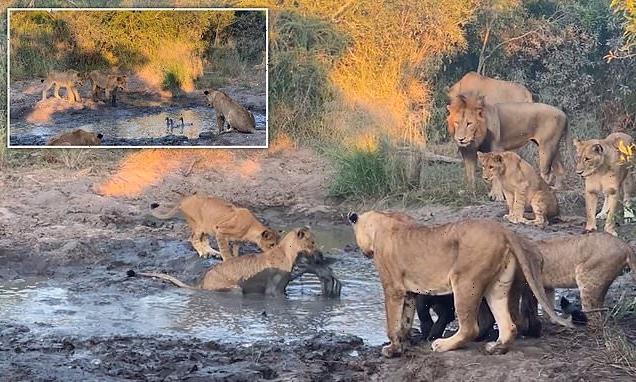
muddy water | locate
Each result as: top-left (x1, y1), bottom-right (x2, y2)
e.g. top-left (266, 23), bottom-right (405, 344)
top-left (10, 105), bottom-right (266, 142)
top-left (0, 224), bottom-right (390, 346)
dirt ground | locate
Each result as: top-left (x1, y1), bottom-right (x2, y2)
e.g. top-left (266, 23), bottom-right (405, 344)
top-left (0, 147), bottom-right (635, 381)
top-left (8, 75), bottom-right (267, 147)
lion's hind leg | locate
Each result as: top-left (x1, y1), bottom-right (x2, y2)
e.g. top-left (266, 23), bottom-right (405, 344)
top-left (483, 257), bottom-right (518, 354)
top-left (431, 276), bottom-right (482, 352)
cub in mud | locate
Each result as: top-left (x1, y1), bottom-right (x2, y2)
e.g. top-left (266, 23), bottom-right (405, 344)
top-left (150, 194), bottom-right (279, 261)
top-left (447, 92), bottom-right (567, 194)
top-left (574, 132), bottom-right (635, 236)
top-left (41, 69), bottom-right (83, 103)
top-left (47, 129), bottom-right (103, 146)
top-left (478, 151), bottom-right (559, 226)
top-left (348, 211), bottom-right (573, 357)
top-left (135, 228), bottom-right (341, 296)
top-left (87, 70), bottom-right (128, 106)
top-left (203, 90), bottom-right (256, 134)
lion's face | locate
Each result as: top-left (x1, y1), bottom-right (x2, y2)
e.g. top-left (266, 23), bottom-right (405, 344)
top-left (447, 93), bottom-right (487, 148)
top-left (574, 139), bottom-right (606, 177)
top-left (203, 90), bottom-right (220, 108)
top-left (288, 227), bottom-right (320, 258)
top-left (348, 211), bottom-right (415, 259)
top-left (115, 75), bottom-right (128, 91)
top-left (477, 152), bottom-right (505, 182)
top-left (258, 228), bottom-right (281, 251)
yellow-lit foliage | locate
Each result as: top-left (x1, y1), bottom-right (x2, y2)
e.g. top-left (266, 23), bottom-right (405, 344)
top-left (238, 0), bottom-right (474, 143)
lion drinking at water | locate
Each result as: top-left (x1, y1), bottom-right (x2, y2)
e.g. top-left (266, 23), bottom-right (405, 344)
top-left (348, 211), bottom-right (573, 357)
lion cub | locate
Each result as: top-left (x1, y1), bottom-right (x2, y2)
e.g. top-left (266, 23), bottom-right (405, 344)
top-left (478, 151), bottom-right (559, 226)
top-left (87, 70), bottom-right (128, 106)
top-left (137, 228), bottom-right (321, 294)
top-left (47, 129), bottom-right (103, 146)
top-left (150, 194), bottom-right (279, 261)
top-left (574, 132), bottom-right (635, 236)
top-left (41, 69), bottom-right (83, 103)
top-left (203, 90), bottom-right (256, 134)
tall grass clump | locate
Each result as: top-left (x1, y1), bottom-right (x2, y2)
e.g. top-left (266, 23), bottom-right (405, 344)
top-left (268, 11), bottom-right (348, 143)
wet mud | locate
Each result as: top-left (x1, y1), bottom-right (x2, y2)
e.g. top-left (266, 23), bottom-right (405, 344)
top-left (9, 78), bottom-right (267, 147)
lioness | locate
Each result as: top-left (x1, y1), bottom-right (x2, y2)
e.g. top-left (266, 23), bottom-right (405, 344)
top-left (47, 129), bottom-right (103, 146)
top-left (203, 90), bottom-right (256, 134)
top-left (538, 232), bottom-right (635, 322)
top-left (448, 92), bottom-right (567, 193)
top-left (41, 69), bottom-right (83, 103)
top-left (447, 72), bottom-right (533, 106)
top-left (150, 194), bottom-right (279, 261)
top-left (87, 70), bottom-right (128, 106)
top-left (574, 132), bottom-right (635, 236)
top-left (478, 151), bottom-right (559, 226)
top-left (136, 228), bottom-right (325, 295)
top-left (348, 211), bottom-right (572, 357)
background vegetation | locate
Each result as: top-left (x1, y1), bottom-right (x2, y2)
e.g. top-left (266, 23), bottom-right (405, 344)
top-left (1, 0), bottom-right (635, 203)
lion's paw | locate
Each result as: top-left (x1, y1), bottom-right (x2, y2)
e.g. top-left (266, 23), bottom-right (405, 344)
top-left (484, 341), bottom-right (509, 355)
top-left (431, 338), bottom-right (454, 353)
top-left (381, 343), bottom-right (402, 358)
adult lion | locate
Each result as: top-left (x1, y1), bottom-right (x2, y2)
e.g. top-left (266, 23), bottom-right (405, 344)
top-left (574, 132), bottom-right (635, 236)
top-left (150, 194), bottom-right (280, 261)
top-left (478, 151), bottom-right (559, 226)
top-left (447, 72), bottom-right (533, 106)
top-left (47, 129), bottom-right (103, 146)
top-left (448, 92), bottom-right (567, 192)
top-left (348, 211), bottom-right (572, 357)
top-left (203, 90), bottom-right (256, 134)
top-left (136, 228), bottom-right (341, 296)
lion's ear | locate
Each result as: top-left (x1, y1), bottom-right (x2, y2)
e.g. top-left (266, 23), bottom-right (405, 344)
top-left (493, 154), bottom-right (503, 162)
top-left (446, 104), bottom-right (451, 111)
top-left (573, 139), bottom-right (581, 148)
top-left (262, 230), bottom-right (274, 240)
top-left (204, 90), bottom-right (209, 95)
top-left (296, 227), bottom-right (309, 239)
top-left (593, 144), bottom-right (604, 154)
top-left (347, 212), bottom-right (359, 224)
top-left (477, 152), bottom-right (484, 160)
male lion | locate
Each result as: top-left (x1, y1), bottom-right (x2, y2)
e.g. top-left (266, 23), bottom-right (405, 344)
top-left (47, 129), bottom-right (103, 146)
top-left (203, 90), bottom-right (256, 134)
top-left (478, 151), bottom-right (559, 226)
top-left (448, 92), bottom-right (567, 194)
top-left (41, 69), bottom-right (83, 103)
top-left (447, 72), bottom-right (533, 106)
top-left (136, 228), bottom-right (340, 295)
top-left (574, 132), bottom-right (635, 236)
top-left (348, 211), bottom-right (572, 357)
top-left (87, 70), bottom-right (128, 106)
top-left (150, 194), bottom-right (279, 261)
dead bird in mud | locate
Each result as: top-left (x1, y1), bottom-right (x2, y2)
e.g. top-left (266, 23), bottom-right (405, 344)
top-left (130, 228), bottom-right (342, 297)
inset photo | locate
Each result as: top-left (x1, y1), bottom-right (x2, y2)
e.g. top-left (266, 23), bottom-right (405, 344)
top-left (7, 8), bottom-right (268, 148)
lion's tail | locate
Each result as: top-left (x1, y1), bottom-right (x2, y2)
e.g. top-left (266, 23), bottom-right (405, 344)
top-left (136, 271), bottom-right (197, 289)
top-left (149, 202), bottom-right (180, 220)
top-left (505, 231), bottom-right (575, 328)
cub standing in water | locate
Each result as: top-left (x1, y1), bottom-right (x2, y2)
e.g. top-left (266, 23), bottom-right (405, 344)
top-left (574, 132), bottom-right (635, 236)
top-left (41, 69), bottom-right (84, 103)
top-left (478, 151), bottom-right (559, 226)
top-left (87, 70), bottom-right (128, 106)
top-left (150, 194), bottom-right (280, 261)
top-left (203, 89), bottom-right (256, 134)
